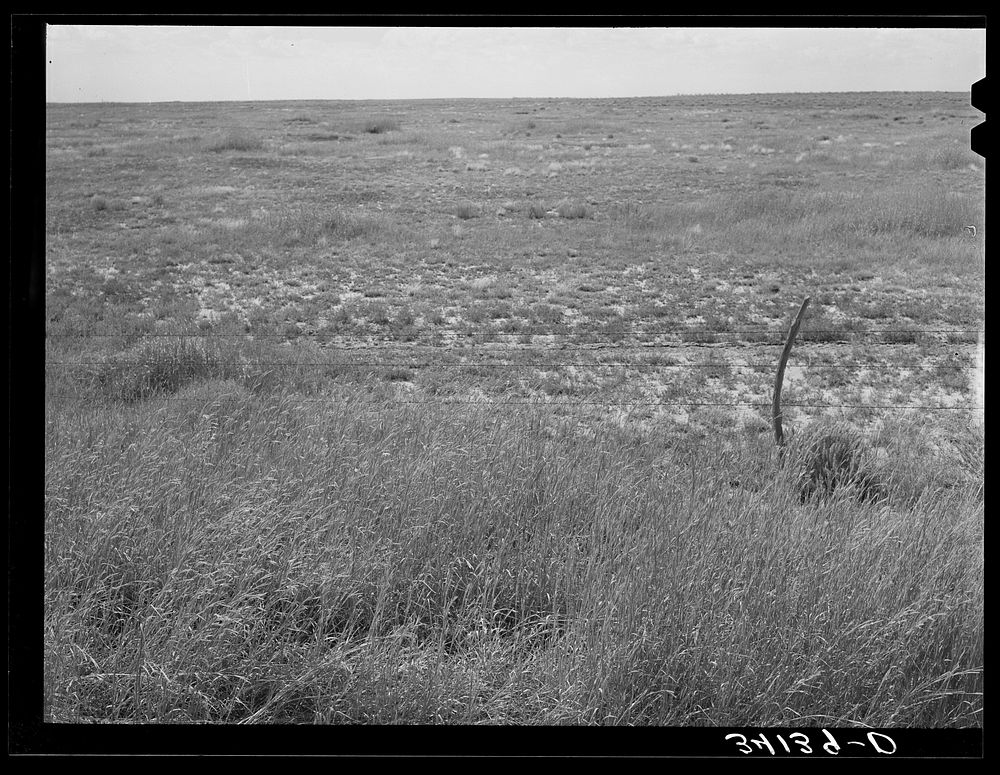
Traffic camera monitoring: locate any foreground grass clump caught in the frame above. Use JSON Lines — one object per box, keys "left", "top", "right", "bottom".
{"left": 57, "top": 334, "right": 377, "bottom": 404}
{"left": 790, "top": 421, "right": 886, "bottom": 504}
{"left": 44, "top": 393, "right": 982, "bottom": 725}
{"left": 95, "top": 337, "right": 237, "bottom": 402}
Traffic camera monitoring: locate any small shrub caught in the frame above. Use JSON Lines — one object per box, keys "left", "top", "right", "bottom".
{"left": 487, "top": 301, "right": 514, "bottom": 320}
{"left": 680, "top": 329, "right": 717, "bottom": 344}
{"left": 792, "top": 423, "right": 884, "bottom": 503}
{"left": 321, "top": 210, "right": 383, "bottom": 241}
{"left": 635, "top": 302, "right": 674, "bottom": 319}
{"left": 381, "top": 366, "right": 413, "bottom": 382}
{"left": 931, "top": 146, "right": 973, "bottom": 170}
{"left": 387, "top": 311, "right": 418, "bottom": 343}
{"left": 538, "top": 375, "right": 575, "bottom": 396}
{"left": 202, "top": 131, "right": 266, "bottom": 152}
{"left": 530, "top": 303, "right": 565, "bottom": 324}
{"left": 858, "top": 300, "right": 895, "bottom": 320}
{"left": 934, "top": 361, "right": 969, "bottom": 392}
{"left": 364, "top": 302, "right": 391, "bottom": 325}
{"left": 363, "top": 117, "right": 401, "bottom": 134}
{"left": 455, "top": 203, "right": 478, "bottom": 220}
{"left": 800, "top": 312, "right": 866, "bottom": 344}
{"left": 91, "top": 195, "right": 109, "bottom": 212}
{"left": 556, "top": 201, "right": 589, "bottom": 219}
{"left": 491, "top": 283, "right": 514, "bottom": 300}
{"left": 881, "top": 327, "right": 920, "bottom": 345}
{"left": 331, "top": 306, "right": 354, "bottom": 326}
{"left": 97, "top": 338, "right": 232, "bottom": 403}
{"left": 100, "top": 278, "right": 141, "bottom": 304}
{"left": 469, "top": 275, "right": 495, "bottom": 293}
{"left": 463, "top": 304, "right": 489, "bottom": 324}
{"left": 526, "top": 203, "right": 548, "bottom": 219}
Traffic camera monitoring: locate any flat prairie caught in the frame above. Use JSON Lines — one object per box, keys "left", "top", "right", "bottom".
{"left": 44, "top": 94, "right": 984, "bottom": 726}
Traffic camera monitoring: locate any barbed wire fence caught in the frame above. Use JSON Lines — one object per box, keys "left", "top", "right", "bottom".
{"left": 44, "top": 322, "right": 984, "bottom": 419}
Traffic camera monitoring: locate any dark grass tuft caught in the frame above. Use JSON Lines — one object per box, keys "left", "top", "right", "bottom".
{"left": 202, "top": 130, "right": 267, "bottom": 153}
{"left": 791, "top": 422, "right": 885, "bottom": 504}
{"left": 556, "top": 201, "right": 590, "bottom": 219}
{"left": 362, "top": 117, "right": 401, "bottom": 134}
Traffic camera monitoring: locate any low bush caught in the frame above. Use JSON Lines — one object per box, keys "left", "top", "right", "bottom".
{"left": 202, "top": 130, "right": 267, "bottom": 153}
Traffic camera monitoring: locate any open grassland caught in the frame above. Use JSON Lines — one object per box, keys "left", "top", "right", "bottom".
{"left": 45, "top": 93, "right": 983, "bottom": 725}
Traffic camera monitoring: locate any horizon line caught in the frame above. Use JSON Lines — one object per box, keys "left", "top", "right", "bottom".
{"left": 46, "top": 89, "right": 977, "bottom": 106}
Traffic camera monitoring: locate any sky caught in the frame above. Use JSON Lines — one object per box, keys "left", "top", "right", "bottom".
{"left": 45, "top": 25, "right": 986, "bottom": 103}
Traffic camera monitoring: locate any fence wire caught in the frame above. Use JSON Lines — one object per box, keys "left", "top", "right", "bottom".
{"left": 45, "top": 326, "right": 983, "bottom": 413}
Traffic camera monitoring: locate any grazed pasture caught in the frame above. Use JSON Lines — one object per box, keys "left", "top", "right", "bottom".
{"left": 45, "top": 94, "right": 983, "bottom": 725}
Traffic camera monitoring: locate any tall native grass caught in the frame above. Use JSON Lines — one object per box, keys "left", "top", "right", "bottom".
{"left": 609, "top": 183, "right": 983, "bottom": 273}
{"left": 114, "top": 205, "right": 400, "bottom": 259}
{"left": 45, "top": 387, "right": 982, "bottom": 724}
{"left": 44, "top": 334, "right": 433, "bottom": 404}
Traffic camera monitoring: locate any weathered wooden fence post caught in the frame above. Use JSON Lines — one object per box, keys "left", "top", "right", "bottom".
{"left": 773, "top": 297, "right": 811, "bottom": 451}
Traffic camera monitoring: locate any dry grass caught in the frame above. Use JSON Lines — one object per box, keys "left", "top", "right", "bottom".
{"left": 44, "top": 392, "right": 983, "bottom": 725}
{"left": 202, "top": 130, "right": 267, "bottom": 153}
{"left": 44, "top": 93, "right": 984, "bottom": 725}
{"left": 455, "top": 202, "right": 478, "bottom": 220}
